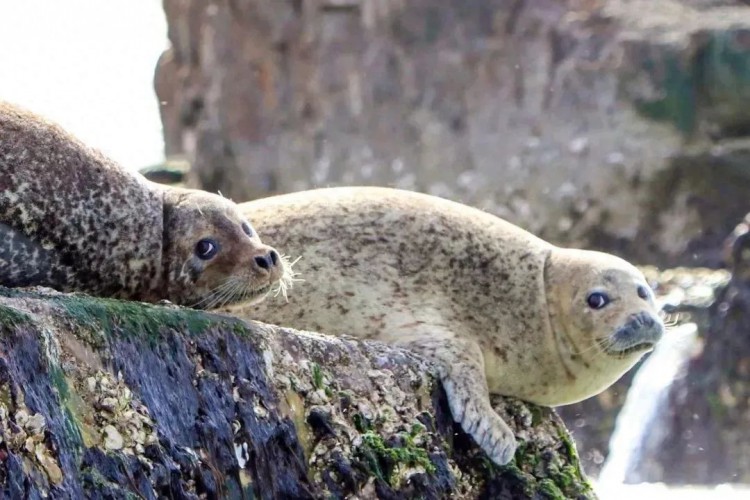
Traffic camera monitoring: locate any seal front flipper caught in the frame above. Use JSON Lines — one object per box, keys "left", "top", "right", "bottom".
{"left": 0, "top": 222, "right": 71, "bottom": 288}
{"left": 403, "top": 336, "right": 517, "bottom": 465}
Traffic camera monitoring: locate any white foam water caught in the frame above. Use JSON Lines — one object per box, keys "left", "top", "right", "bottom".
{"left": 598, "top": 322, "right": 699, "bottom": 484}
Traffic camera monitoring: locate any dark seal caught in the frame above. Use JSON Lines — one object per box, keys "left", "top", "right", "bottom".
{"left": 0, "top": 101, "right": 288, "bottom": 307}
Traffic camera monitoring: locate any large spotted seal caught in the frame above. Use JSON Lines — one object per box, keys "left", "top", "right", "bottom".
{"left": 0, "top": 101, "right": 287, "bottom": 307}
{"left": 228, "top": 186, "right": 664, "bottom": 465}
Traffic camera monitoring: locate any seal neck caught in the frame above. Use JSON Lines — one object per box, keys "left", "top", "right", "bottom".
{"left": 159, "top": 186, "right": 181, "bottom": 300}
{"left": 542, "top": 248, "right": 584, "bottom": 381}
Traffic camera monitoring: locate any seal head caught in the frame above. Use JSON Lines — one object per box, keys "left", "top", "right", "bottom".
{"left": 162, "top": 188, "right": 284, "bottom": 308}
{"left": 541, "top": 248, "right": 664, "bottom": 405}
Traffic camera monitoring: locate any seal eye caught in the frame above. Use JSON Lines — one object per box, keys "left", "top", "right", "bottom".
{"left": 195, "top": 239, "right": 219, "bottom": 260}
{"left": 586, "top": 292, "right": 610, "bottom": 310}
{"left": 241, "top": 221, "right": 254, "bottom": 237}
{"left": 637, "top": 285, "right": 649, "bottom": 300}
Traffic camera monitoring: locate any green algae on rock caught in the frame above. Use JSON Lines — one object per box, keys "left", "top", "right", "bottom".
{"left": 0, "top": 287, "right": 595, "bottom": 498}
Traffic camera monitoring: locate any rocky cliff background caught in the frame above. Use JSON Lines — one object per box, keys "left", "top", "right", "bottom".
{"left": 150, "top": 0, "right": 750, "bottom": 489}
{"left": 155, "top": 0, "right": 750, "bottom": 268}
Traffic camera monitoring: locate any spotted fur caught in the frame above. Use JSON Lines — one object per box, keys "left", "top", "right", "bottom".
{"left": 0, "top": 102, "right": 284, "bottom": 306}
{"left": 229, "top": 187, "right": 664, "bottom": 465}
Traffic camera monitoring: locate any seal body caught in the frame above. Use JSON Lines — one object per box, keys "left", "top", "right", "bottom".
{"left": 0, "top": 102, "right": 285, "bottom": 307}
{"left": 229, "top": 186, "right": 664, "bottom": 464}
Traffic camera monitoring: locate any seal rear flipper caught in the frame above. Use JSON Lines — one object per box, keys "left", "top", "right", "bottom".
{"left": 0, "top": 222, "right": 73, "bottom": 288}
{"left": 402, "top": 336, "right": 517, "bottom": 465}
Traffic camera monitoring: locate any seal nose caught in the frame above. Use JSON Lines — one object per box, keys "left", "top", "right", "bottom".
{"left": 628, "top": 311, "right": 657, "bottom": 327}
{"left": 628, "top": 312, "right": 648, "bottom": 327}
{"left": 629, "top": 311, "right": 663, "bottom": 341}
{"left": 254, "top": 250, "right": 279, "bottom": 270}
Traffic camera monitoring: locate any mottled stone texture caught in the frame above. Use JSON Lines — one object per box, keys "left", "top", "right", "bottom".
{"left": 626, "top": 217, "right": 750, "bottom": 484}
{"left": 155, "top": 0, "right": 750, "bottom": 267}
{"left": 0, "top": 287, "right": 594, "bottom": 499}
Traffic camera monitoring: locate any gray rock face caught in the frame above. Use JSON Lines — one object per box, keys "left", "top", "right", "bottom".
{"left": 155, "top": 0, "right": 750, "bottom": 267}
{"left": 0, "top": 287, "right": 594, "bottom": 499}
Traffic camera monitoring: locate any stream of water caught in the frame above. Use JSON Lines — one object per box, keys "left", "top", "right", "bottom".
{"left": 598, "top": 323, "right": 699, "bottom": 484}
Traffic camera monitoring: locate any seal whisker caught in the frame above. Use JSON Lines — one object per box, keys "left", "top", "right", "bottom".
{"left": 240, "top": 282, "right": 269, "bottom": 304}
{"left": 224, "top": 278, "right": 251, "bottom": 308}
{"left": 210, "top": 278, "right": 243, "bottom": 310}
{"left": 192, "top": 288, "right": 224, "bottom": 310}
{"left": 271, "top": 254, "right": 304, "bottom": 301}
{"left": 596, "top": 336, "right": 617, "bottom": 352}
{"left": 189, "top": 286, "right": 221, "bottom": 309}
{"left": 569, "top": 338, "right": 609, "bottom": 357}
{"left": 196, "top": 279, "right": 235, "bottom": 305}
{"left": 204, "top": 282, "right": 231, "bottom": 310}
{"left": 191, "top": 278, "right": 237, "bottom": 309}
{"left": 662, "top": 315, "right": 682, "bottom": 328}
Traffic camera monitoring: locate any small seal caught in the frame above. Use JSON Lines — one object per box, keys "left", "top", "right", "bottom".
{"left": 0, "top": 101, "right": 287, "bottom": 307}
{"left": 228, "top": 186, "right": 664, "bottom": 465}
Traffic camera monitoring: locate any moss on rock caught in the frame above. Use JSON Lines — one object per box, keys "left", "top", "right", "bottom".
{"left": 0, "top": 287, "right": 596, "bottom": 498}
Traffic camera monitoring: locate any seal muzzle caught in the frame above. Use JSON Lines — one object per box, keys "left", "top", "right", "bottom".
{"left": 607, "top": 311, "right": 664, "bottom": 356}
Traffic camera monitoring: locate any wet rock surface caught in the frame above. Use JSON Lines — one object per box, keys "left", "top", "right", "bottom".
{"left": 156, "top": 0, "right": 750, "bottom": 267}
{"left": 0, "top": 288, "right": 594, "bottom": 499}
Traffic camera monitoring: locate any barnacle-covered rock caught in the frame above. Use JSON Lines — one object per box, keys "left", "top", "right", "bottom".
{"left": 0, "top": 287, "right": 594, "bottom": 498}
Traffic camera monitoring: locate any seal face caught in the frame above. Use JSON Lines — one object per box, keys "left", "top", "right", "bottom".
{"left": 162, "top": 188, "right": 286, "bottom": 308}
{"left": 227, "top": 186, "right": 664, "bottom": 466}
{"left": 534, "top": 248, "right": 663, "bottom": 406}
{"left": 0, "top": 101, "right": 287, "bottom": 307}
